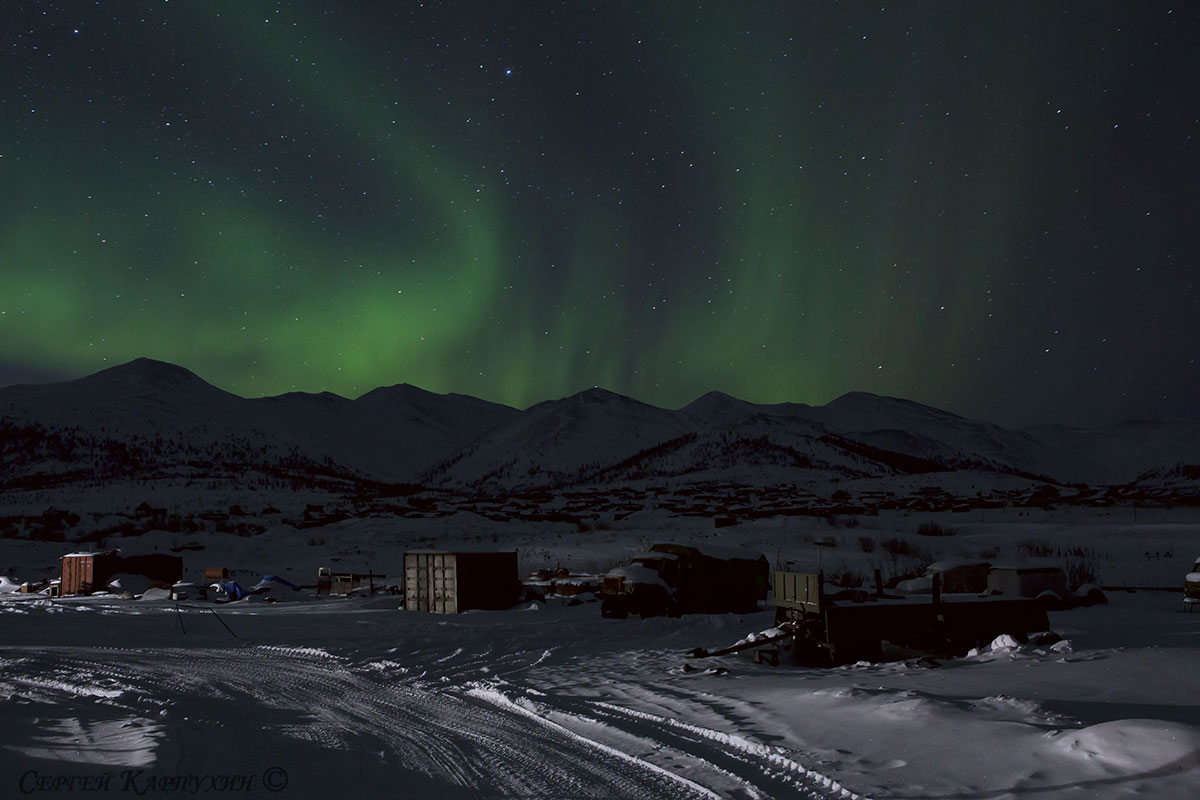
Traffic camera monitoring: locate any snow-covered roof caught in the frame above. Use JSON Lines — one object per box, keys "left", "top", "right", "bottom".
{"left": 927, "top": 559, "right": 991, "bottom": 572}
{"left": 896, "top": 576, "right": 934, "bottom": 594}
{"left": 631, "top": 551, "right": 679, "bottom": 561}
{"left": 651, "top": 542, "right": 765, "bottom": 562}
{"left": 607, "top": 565, "right": 668, "bottom": 588}
{"left": 988, "top": 564, "right": 1064, "bottom": 573}
{"left": 405, "top": 548, "right": 517, "bottom": 555}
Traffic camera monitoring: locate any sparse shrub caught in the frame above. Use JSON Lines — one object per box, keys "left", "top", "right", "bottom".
{"left": 857, "top": 536, "right": 877, "bottom": 554}
{"left": 1064, "top": 555, "right": 1101, "bottom": 590}
{"left": 1018, "top": 538, "right": 1054, "bottom": 558}
{"left": 880, "top": 537, "right": 918, "bottom": 556}
{"left": 879, "top": 551, "right": 934, "bottom": 588}
{"left": 877, "top": 538, "right": 932, "bottom": 586}
{"left": 916, "top": 521, "right": 956, "bottom": 537}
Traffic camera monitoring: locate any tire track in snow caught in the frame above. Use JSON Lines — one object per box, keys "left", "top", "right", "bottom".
{"left": 489, "top": 686, "right": 868, "bottom": 800}
{"left": 464, "top": 684, "right": 722, "bottom": 800}
{"left": 0, "top": 646, "right": 712, "bottom": 799}
{"left": 589, "top": 701, "right": 871, "bottom": 800}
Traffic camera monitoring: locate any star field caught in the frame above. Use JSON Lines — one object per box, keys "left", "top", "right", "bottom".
{"left": 1, "top": 1, "right": 1196, "bottom": 426}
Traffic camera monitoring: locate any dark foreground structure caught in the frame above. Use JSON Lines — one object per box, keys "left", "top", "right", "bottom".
{"left": 774, "top": 570, "right": 1050, "bottom": 665}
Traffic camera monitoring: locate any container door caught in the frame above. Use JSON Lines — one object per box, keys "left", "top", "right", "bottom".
{"left": 404, "top": 555, "right": 428, "bottom": 611}
{"left": 432, "top": 554, "right": 457, "bottom": 613}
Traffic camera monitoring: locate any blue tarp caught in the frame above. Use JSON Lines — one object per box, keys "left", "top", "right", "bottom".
{"left": 261, "top": 574, "right": 299, "bottom": 590}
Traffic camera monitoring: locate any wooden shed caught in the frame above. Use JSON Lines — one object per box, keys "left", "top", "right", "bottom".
{"left": 404, "top": 550, "right": 518, "bottom": 613}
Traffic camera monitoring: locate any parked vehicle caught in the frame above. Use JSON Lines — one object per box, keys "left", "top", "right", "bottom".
{"left": 1185, "top": 556, "right": 1200, "bottom": 611}
{"left": 600, "top": 542, "right": 768, "bottom": 618}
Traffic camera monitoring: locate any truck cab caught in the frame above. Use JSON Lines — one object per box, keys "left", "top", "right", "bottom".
{"left": 600, "top": 543, "right": 768, "bottom": 619}
{"left": 600, "top": 552, "right": 679, "bottom": 618}
{"left": 1186, "top": 557, "right": 1200, "bottom": 610}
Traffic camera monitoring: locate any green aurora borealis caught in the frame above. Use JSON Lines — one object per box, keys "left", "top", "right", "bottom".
{"left": 2, "top": 2, "right": 1196, "bottom": 426}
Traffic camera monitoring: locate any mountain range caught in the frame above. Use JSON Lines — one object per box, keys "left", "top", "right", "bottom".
{"left": 1, "top": 358, "right": 1198, "bottom": 492}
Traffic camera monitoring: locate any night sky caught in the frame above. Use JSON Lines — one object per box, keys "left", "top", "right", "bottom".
{"left": 2, "top": 2, "right": 1196, "bottom": 427}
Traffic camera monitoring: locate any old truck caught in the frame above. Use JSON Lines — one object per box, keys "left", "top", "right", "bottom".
{"left": 600, "top": 542, "right": 768, "bottom": 618}
{"left": 773, "top": 569, "right": 1051, "bottom": 665}
{"left": 1186, "top": 556, "right": 1200, "bottom": 611}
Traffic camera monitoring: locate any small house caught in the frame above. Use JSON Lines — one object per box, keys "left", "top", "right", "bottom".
{"left": 404, "top": 550, "right": 518, "bottom": 613}
{"left": 317, "top": 566, "right": 386, "bottom": 596}
{"left": 135, "top": 502, "right": 167, "bottom": 519}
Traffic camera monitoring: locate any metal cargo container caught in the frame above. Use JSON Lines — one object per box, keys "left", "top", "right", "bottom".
{"left": 60, "top": 551, "right": 122, "bottom": 596}
{"left": 403, "top": 550, "right": 518, "bottom": 613}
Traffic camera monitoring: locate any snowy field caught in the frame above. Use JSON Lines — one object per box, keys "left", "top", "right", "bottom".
{"left": 2, "top": 510, "right": 1199, "bottom": 798}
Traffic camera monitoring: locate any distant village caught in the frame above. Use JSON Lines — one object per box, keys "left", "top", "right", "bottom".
{"left": 2, "top": 479, "right": 1195, "bottom": 546}
{"left": 4, "top": 469, "right": 1196, "bottom": 668}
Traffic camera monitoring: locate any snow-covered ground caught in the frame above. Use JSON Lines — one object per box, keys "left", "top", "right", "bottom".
{"left": 2, "top": 510, "right": 1199, "bottom": 798}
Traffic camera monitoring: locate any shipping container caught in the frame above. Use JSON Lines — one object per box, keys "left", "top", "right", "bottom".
{"left": 60, "top": 551, "right": 122, "bottom": 596}
{"left": 403, "top": 550, "right": 518, "bottom": 613}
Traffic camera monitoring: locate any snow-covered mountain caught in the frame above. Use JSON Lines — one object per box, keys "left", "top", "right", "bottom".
{"left": 422, "top": 388, "right": 697, "bottom": 490}
{"left": 1, "top": 358, "right": 1197, "bottom": 492}
{"left": 0, "top": 358, "right": 519, "bottom": 486}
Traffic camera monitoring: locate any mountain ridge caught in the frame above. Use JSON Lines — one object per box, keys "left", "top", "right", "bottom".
{"left": 1, "top": 358, "right": 1198, "bottom": 491}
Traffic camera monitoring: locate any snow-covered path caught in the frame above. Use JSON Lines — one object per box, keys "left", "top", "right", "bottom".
{"left": 0, "top": 640, "right": 861, "bottom": 799}
{"left": 2, "top": 592, "right": 1198, "bottom": 799}
{"left": 0, "top": 644, "right": 714, "bottom": 799}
